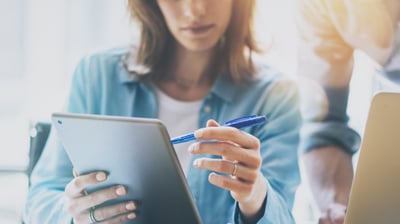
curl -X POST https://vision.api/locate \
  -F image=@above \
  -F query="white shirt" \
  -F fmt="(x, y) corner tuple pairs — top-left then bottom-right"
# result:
(155, 87), (202, 176)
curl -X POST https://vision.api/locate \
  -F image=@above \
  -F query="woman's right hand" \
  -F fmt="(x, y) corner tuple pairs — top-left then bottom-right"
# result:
(65, 171), (137, 224)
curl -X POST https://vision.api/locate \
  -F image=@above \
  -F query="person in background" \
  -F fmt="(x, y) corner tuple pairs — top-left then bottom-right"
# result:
(295, 0), (400, 223)
(24, 0), (302, 223)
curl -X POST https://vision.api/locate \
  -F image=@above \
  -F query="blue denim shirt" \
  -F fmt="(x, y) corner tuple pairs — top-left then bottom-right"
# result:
(24, 47), (302, 224)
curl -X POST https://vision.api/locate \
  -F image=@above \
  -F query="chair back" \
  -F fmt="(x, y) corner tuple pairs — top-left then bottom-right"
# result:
(27, 122), (51, 186)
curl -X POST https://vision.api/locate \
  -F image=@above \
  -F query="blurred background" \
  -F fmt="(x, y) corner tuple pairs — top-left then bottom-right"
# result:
(0, 0), (375, 223)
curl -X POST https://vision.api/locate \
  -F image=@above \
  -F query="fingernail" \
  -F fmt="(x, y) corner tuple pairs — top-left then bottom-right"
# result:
(126, 202), (136, 210)
(194, 129), (203, 138)
(116, 186), (126, 196)
(209, 172), (216, 180)
(193, 159), (200, 168)
(127, 212), (136, 219)
(189, 144), (197, 153)
(96, 172), (106, 181)
(73, 169), (79, 177)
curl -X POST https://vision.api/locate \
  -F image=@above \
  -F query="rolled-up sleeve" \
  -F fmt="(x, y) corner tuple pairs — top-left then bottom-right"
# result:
(295, 0), (363, 155)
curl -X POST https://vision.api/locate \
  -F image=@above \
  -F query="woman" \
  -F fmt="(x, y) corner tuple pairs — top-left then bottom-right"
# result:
(24, 0), (301, 223)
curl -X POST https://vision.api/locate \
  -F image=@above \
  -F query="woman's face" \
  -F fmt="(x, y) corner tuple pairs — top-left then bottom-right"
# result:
(156, 0), (233, 53)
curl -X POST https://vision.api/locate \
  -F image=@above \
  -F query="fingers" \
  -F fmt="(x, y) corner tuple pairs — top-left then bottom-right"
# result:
(189, 141), (261, 168)
(65, 170), (138, 224)
(206, 119), (219, 127)
(72, 201), (137, 224)
(319, 203), (347, 224)
(328, 203), (346, 224)
(208, 172), (252, 193)
(191, 118), (261, 168)
(65, 171), (107, 198)
(194, 126), (260, 150)
(91, 201), (137, 223)
(194, 158), (258, 183)
(67, 184), (138, 224)
(69, 185), (128, 215)
(319, 214), (330, 224)
(191, 119), (267, 212)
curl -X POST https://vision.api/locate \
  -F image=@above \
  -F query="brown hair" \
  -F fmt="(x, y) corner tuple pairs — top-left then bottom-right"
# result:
(128, 0), (260, 83)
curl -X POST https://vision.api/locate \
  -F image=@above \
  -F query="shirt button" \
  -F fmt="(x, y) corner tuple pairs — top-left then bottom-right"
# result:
(204, 106), (211, 113)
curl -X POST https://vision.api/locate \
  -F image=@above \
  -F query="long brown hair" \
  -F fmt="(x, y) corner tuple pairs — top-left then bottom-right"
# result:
(128, 0), (260, 83)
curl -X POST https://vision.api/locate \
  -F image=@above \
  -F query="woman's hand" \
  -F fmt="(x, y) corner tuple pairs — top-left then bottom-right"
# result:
(65, 170), (137, 224)
(189, 119), (268, 220)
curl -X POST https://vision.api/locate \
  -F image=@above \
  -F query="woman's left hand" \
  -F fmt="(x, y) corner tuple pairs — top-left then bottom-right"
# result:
(189, 119), (268, 219)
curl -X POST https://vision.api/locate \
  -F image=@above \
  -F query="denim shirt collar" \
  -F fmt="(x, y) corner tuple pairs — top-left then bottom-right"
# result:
(117, 49), (143, 83)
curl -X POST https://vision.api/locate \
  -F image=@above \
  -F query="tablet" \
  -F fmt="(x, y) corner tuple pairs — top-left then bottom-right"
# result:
(51, 112), (202, 224)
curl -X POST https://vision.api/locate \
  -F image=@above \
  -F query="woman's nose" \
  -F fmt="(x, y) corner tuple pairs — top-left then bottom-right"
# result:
(183, 0), (206, 20)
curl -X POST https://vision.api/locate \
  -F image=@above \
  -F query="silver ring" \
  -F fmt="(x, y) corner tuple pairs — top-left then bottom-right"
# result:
(231, 161), (238, 177)
(89, 207), (99, 224)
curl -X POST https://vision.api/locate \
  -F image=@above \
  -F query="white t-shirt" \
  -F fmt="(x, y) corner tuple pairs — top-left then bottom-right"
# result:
(155, 87), (202, 176)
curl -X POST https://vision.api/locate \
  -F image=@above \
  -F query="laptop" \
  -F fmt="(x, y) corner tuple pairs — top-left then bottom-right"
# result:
(345, 92), (400, 224)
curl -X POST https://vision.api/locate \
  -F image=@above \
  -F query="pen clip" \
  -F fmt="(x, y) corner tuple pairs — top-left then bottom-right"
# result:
(224, 115), (266, 129)
(224, 115), (257, 125)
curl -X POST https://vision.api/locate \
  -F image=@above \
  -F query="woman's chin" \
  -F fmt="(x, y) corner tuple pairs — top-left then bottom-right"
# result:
(179, 39), (219, 54)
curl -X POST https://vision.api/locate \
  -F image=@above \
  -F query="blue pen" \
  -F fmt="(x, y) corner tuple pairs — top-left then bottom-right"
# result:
(170, 115), (267, 144)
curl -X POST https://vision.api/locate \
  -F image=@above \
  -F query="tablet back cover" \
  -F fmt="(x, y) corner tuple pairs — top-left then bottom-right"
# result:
(52, 112), (202, 224)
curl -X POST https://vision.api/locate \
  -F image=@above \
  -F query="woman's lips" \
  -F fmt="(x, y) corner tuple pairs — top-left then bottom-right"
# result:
(181, 24), (215, 37)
